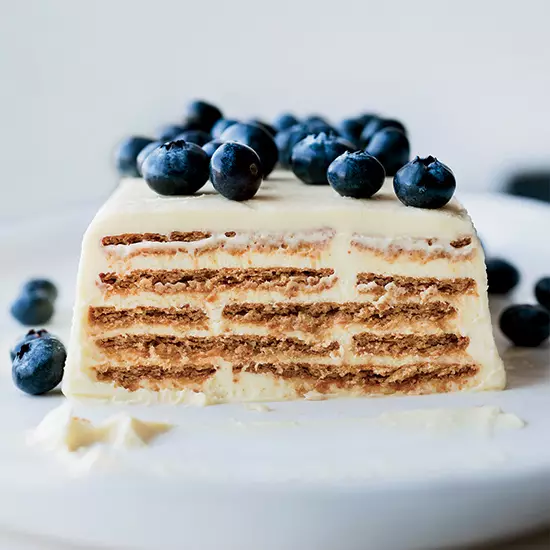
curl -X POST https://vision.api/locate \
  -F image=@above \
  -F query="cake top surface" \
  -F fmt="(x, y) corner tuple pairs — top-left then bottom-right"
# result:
(93, 171), (473, 238)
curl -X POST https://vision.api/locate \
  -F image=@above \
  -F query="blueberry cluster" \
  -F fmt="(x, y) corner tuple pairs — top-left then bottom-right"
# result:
(11, 279), (58, 326)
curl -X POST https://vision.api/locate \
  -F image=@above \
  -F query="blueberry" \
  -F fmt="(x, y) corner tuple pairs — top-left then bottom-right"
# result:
(184, 100), (223, 132)
(304, 115), (329, 126)
(142, 140), (210, 196)
(360, 118), (406, 147)
(394, 156), (456, 209)
(211, 119), (238, 139)
(10, 329), (52, 361)
(356, 113), (378, 127)
(156, 124), (187, 142)
(210, 141), (263, 201)
(337, 118), (364, 146)
(202, 139), (225, 160)
(114, 136), (155, 177)
(305, 119), (339, 136)
(22, 279), (58, 302)
(366, 128), (410, 177)
(249, 119), (277, 138)
(499, 304), (550, 347)
(136, 141), (161, 176)
(273, 113), (299, 133)
(11, 291), (54, 326)
(486, 258), (520, 295)
(291, 133), (357, 185)
(327, 151), (386, 198)
(12, 336), (66, 395)
(275, 124), (310, 169)
(220, 123), (278, 177)
(174, 130), (211, 146)
(535, 277), (550, 310)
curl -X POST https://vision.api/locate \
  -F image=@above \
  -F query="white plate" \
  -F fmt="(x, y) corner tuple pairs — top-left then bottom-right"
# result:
(0, 193), (549, 550)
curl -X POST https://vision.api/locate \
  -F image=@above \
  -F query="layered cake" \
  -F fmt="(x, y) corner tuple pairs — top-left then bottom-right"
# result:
(63, 168), (505, 403)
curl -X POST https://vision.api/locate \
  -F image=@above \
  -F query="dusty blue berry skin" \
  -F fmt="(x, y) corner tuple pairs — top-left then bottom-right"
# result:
(275, 124), (310, 169)
(486, 258), (520, 295)
(291, 133), (357, 185)
(327, 151), (386, 198)
(202, 139), (225, 160)
(174, 130), (211, 146)
(273, 113), (299, 133)
(136, 141), (162, 175)
(184, 100), (223, 132)
(535, 277), (550, 310)
(211, 119), (238, 139)
(220, 123), (278, 177)
(11, 291), (54, 326)
(360, 118), (406, 147)
(249, 119), (276, 138)
(10, 329), (52, 362)
(499, 304), (550, 347)
(114, 136), (155, 177)
(366, 128), (410, 176)
(210, 141), (263, 201)
(22, 279), (57, 302)
(12, 336), (66, 395)
(337, 118), (364, 146)
(393, 156), (456, 209)
(142, 140), (210, 196)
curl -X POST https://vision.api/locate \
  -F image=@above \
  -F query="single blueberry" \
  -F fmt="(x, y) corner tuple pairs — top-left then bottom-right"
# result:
(275, 124), (310, 169)
(184, 100), (223, 132)
(210, 141), (263, 201)
(393, 156), (456, 209)
(142, 140), (210, 196)
(360, 118), (406, 147)
(273, 113), (299, 133)
(22, 279), (58, 302)
(11, 291), (54, 326)
(327, 151), (386, 198)
(211, 119), (238, 139)
(535, 277), (550, 310)
(499, 304), (550, 347)
(12, 336), (66, 395)
(291, 133), (357, 185)
(202, 139), (225, 161)
(10, 329), (52, 362)
(156, 124), (187, 142)
(486, 258), (520, 295)
(136, 141), (162, 176)
(366, 128), (410, 177)
(114, 136), (155, 177)
(220, 123), (278, 177)
(174, 130), (211, 146)
(249, 119), (277, 138)
(337, 118), (364, 146)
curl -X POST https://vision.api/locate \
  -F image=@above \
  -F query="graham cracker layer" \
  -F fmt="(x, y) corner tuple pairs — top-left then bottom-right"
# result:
(99, 268), (336, 296)
(357, 273), (477, 296)
(102, 232), (212, 246)
(88, 305), (208, 330)
(222, 301), (457, 332)
(353, 333), (469, 357)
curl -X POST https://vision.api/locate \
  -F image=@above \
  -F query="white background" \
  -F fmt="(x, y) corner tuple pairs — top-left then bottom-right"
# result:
(1, 0), (549, 222)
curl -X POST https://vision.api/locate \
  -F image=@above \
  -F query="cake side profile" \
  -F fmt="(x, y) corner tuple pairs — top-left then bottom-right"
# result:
(63, 171), (505, 404)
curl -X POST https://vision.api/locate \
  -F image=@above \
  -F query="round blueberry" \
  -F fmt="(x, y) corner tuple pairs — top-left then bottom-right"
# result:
(202, 139), (225, 161)
(393, 156), (456, 209)
(11, 291), (54, 326)
(249, 119), (276, 138)
(10, 329), (52, 362)
(174, 130), (211, 146)
(211, 119), (238, 139)
(535, 277), (550, 310)
(142, 140), (210, 196)
(305, 119), (339, 136)
(366, 128), (410, 177)
(114, 136), (154, 177)
(291, 133), (357, 185)
(486, 258), (520, 295)
(184, 100), (223, 132)
(499, 304), (550, 347)
(337, 118), (364, 146)
(360, 118), (406, 147)
(136, 141), (161, 176)
(220, 123), (278, 177)
(273, 113), (299, 133)
(12, 336), (66, 395)
(210, 141), (263, 201)
(156, 124), (187, 142)
(275, 124), (310, 169)
(22, 279), (58, 302)
(327, 151), (386, 198)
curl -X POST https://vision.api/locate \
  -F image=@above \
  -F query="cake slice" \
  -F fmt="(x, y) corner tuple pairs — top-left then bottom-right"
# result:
(63, 171), (505, 403)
